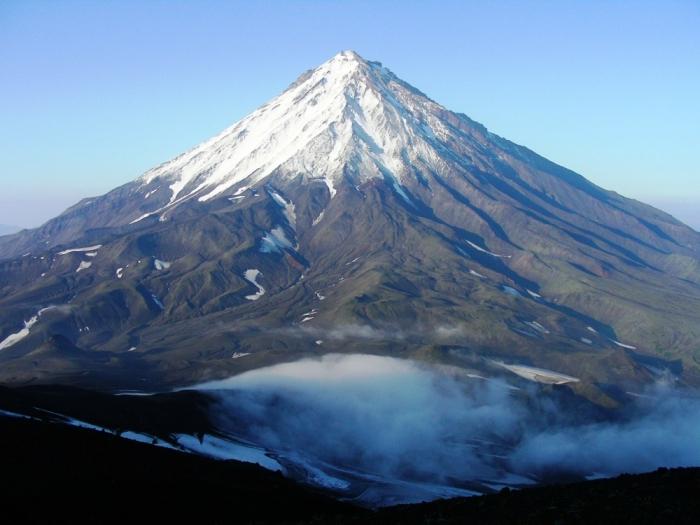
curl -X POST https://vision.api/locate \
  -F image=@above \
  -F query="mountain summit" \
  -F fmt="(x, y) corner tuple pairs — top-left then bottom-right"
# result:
(1, 52), (699, 401)
(134, 49), (491, 219)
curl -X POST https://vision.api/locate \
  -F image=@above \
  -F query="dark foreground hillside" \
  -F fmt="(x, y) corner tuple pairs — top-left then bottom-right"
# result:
(361, 468), (700, 525)
(1, 414), (699, 524)
(0, 416), (360, 524)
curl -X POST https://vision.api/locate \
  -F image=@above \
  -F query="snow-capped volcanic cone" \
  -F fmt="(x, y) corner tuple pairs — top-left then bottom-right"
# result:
(138, 51), (447, 207)
(1, 51), (699, 401)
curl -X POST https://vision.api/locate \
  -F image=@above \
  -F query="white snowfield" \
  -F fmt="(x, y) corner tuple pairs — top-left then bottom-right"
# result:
(57, 244), (102, 255)
(493, 361), (580, 385)
(134, 50), (482, 217)
(243, 269), (265, 300)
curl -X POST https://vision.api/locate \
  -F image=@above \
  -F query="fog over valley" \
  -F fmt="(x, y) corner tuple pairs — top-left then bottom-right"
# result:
(193, 354), (700, 505)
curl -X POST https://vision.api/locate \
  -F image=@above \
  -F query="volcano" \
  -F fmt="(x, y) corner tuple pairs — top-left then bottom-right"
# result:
(1, 51), (699, 404)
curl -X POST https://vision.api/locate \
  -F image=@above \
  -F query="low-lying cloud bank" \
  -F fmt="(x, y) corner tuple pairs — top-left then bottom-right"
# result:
(197, 354), (700, 487)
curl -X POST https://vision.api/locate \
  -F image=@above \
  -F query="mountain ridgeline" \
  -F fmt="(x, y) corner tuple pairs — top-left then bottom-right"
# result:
(1, 51), (699, 404)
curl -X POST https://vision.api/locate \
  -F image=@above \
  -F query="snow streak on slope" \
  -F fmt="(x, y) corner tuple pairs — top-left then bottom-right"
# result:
(494, 361), (580, 385)
(57, 245), (103, 255)
(260, 228), (293, 254)
(0, 316), (39, 350)
(136, 50), (467, 210)
(0, 307), (55, 351)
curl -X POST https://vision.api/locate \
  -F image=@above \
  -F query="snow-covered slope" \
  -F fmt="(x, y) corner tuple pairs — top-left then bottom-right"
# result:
(136, 50), (471, 213)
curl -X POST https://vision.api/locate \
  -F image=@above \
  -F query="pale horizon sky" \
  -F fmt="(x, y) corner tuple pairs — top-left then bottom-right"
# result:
(1, 0), (698, 230)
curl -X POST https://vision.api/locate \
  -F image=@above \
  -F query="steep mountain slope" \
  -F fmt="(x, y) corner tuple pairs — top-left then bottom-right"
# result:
(1, 51), (699, 401)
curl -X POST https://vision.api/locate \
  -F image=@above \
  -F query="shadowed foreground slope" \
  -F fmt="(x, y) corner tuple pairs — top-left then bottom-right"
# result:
(2, 413), (699, 524)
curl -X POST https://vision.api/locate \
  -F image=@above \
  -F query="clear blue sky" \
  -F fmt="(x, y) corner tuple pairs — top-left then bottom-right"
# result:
(1, 0), (698, 229)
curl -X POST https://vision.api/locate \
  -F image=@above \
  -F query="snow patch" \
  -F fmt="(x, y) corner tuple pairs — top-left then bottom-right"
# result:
(524, 321), (549, 334)
(76, 261), (92, 272)
(312, 210), (325, 226)
(390, 179), (413, 205)
(288, 452), (350, 490)
(260, 227), (293, 254)
(501, 285), (521, 297)
(612, 340), (637, 350)
(243, 269), (265, 300)
(174, 434), (283, 472)
(120, 431), (157, 445)
(116, 267), (124, 279)
(130, 212), (154, 224)
(324, 177), (337, 199)
(58, 244), (102, 255)
(154, 259), (171, 271)
(151, 293), (164, 310)
(232, 352), (251, 359)
(268, 188), (297, 228)
(466, 240), (511, 258)
(0, 409), (31, 419)
(0, 315), (39, 350)
(494, 362), (580, 385)
(144, 188), (159, 199)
